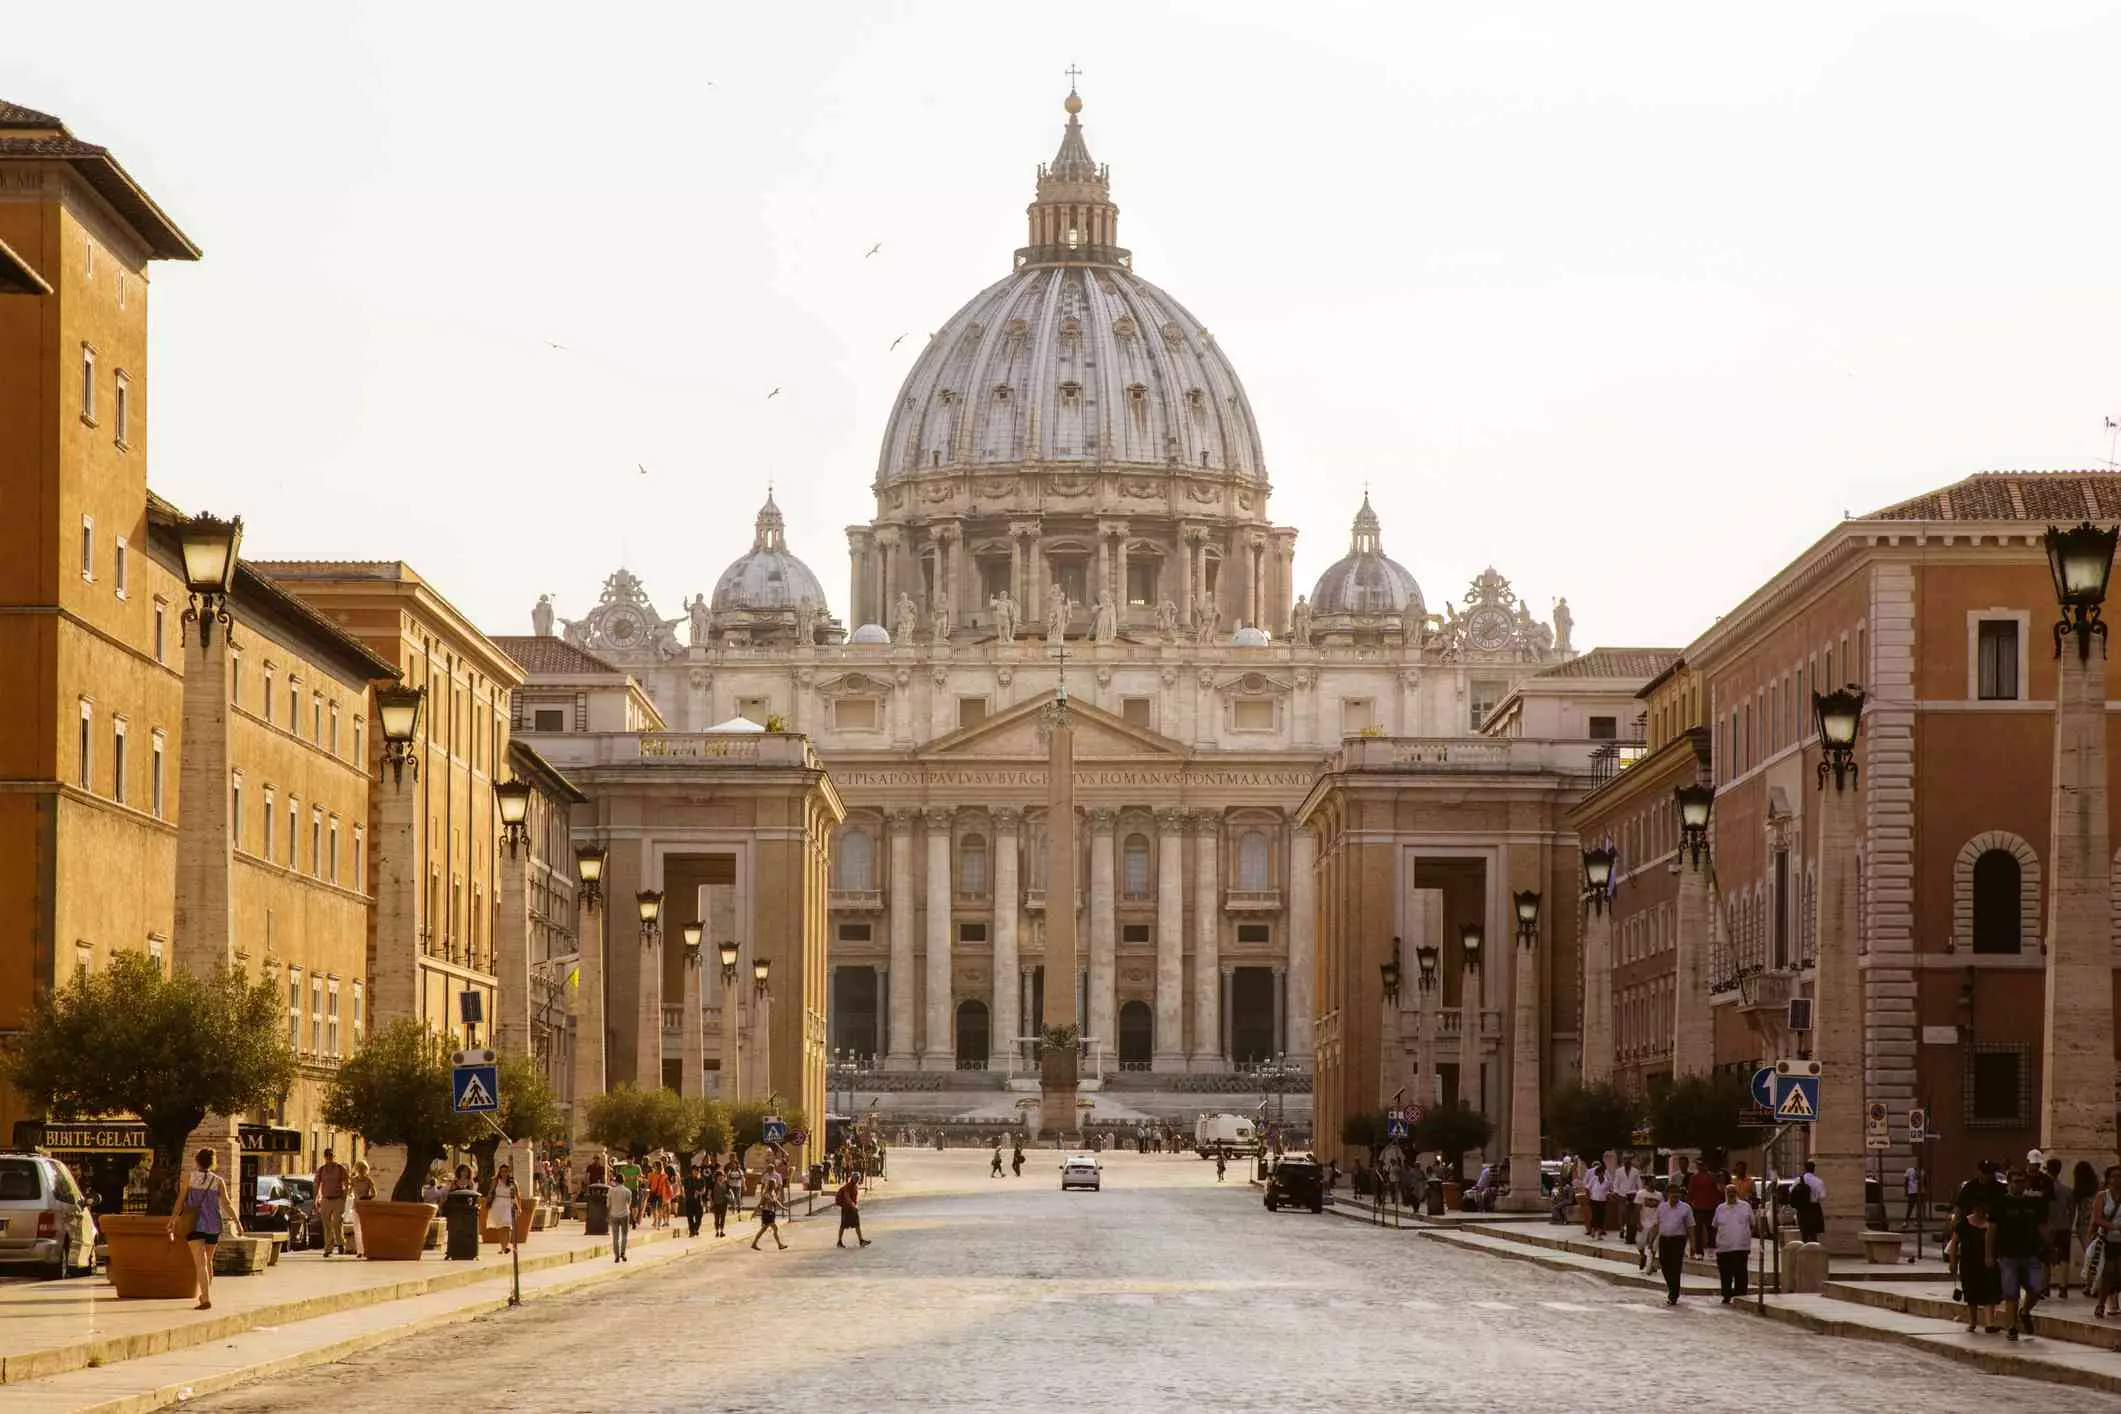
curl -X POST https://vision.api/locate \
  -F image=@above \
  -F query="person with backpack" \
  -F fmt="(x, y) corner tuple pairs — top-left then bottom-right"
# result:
(835, 1172), (872, 1248)
(2091, 1166), (2121, 1318)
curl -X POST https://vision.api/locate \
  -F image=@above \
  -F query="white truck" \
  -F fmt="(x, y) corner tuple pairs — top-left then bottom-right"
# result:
(1194, 1113), (1260, 1158)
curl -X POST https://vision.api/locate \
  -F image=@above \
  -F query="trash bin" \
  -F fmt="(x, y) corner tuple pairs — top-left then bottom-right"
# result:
(1257, 1157), (1270, 1181)
(442, 1189), (482, 1261)
(582, 1183), (610, 1237)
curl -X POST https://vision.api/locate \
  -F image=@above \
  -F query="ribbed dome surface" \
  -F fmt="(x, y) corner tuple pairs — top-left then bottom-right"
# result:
(711, 493), (828, 614)
(1311, 496), (1424, 618)
(876, 267), (1264, 482)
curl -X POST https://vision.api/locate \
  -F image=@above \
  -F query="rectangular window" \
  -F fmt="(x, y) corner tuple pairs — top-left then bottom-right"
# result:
(1342, 698), (1376, 736)
(532, 708), (565, 732)
(1121, 697), (1152, 729)
(80, 344), (95, 421)
(111, 719), (127, 803)
(288, 797), (299, 870)
(1967, 1045), (2029, 1127)
(737, 695), (771, 726)
(838, 923), (872, 943)
(232, 773), (244, 841)
(834, 698), (878, 731)
(147, 934), (164, 966)
(153, 599), (167, 663)
(263, 668), (273, 724)
(78, 699), (92, 788)
(957, 922), (988, 944)
(353, 718), (364, 768)
(327, 981), (341, 1057)
(957, 697), (987, 730)
(150, 731), (165, 818)
(288, 968), (303, 1049)
(80, 516), (94, 581)
(1470, 681), (1506, 732)
(1236, 923), (1271, 944)
(1121, 923), (1151, 945)
(289, 680), (301, 732)
(1588, 715), (1617, 740)
(353, 825), (365, 890)
(1976, 619), (2020, 701)
(313, 694), (322, 743)
(310, 975), (324, 1054)
(353, 980), (364, 1045)
(114, 536), (128, 597)
(262, 788), (276, 860)
(329, 818), (340, 883)
(311, 808), (322, 878)
(113, 371), (130, 445)
(330, 702), (340, 754)
(1233, 699), (1274, 731)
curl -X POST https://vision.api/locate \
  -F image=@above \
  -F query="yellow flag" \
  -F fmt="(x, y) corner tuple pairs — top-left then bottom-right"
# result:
(567, 965), (581, 990)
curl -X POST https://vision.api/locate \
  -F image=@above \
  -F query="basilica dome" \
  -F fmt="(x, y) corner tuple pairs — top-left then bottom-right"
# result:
(1310, 496), (1424, 619)
(875, 91), (1265, 484)
(710, 493), (834, 641)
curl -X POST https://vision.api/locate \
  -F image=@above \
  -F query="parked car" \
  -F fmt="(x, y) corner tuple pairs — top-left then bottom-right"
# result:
(1060, 1154), (1102, 1192)
(0, 1152), (98, 1279)
(1263, 1155), (1324, 1213)
(276, 1173), (328, 1250)
(252, 1175), (300, 1232)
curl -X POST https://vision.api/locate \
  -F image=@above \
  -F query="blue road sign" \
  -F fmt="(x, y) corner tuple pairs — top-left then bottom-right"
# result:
(1750, 1066), (1776, 1111)
(1385, 1116), (1410, 1142)
(761, 1117), (789, 1146)
(1776, 1074), (1820, 1124)
(453, 1064), (500, 1114)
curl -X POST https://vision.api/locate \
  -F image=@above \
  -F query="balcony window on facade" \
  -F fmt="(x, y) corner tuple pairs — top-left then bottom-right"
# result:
(80, 343), (95, 421)
(533, 707), (566, 731)
(1342, 698), (1375, 737)
(836, 829), (875, 890)
(1122, 833), (1152, 899)
(1971, 848), (2022, 954)
(311, 809), (323, 878)
(262, 668), (273, 724)
(1232, 699), (1273, 732)
(352, 981), (364, 1045)
(1589, 714), (1617, 740)
(1237, 830), (1271, 890)
(1126, 557), (1158, 607)
(231, 773), (243, 841)
(113, 371), (129, 446)
(114, 536), (128, 598)
(1469, 681), (1505, 732)
(737, 695), (771, 726)
(958, 833), (988, 898)
(287, 797), (299, 870)
(311, 975), (325, 1054)
(353, 825), (365, 890)
(327, 981), (340, 1056)
(1975, 618), (2021, 701)
(957, 697), (987, 730)
(289, 680), (301, 734)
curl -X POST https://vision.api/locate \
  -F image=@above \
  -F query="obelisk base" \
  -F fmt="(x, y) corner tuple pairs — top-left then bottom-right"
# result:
(1039, 1046), (1080, 1142)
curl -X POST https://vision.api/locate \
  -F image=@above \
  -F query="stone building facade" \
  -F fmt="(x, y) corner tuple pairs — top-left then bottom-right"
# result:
(535, 88), (1582, 1088)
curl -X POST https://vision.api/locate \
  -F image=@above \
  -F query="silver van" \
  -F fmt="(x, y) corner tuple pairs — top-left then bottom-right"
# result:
(0, 1152), (98, 1278)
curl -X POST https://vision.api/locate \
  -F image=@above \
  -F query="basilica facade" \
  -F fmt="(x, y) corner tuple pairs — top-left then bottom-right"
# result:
(531, 88), (1582, 1082)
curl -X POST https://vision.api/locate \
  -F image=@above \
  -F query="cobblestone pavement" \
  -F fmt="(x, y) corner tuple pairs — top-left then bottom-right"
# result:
(194, 1151), (2114, 1413)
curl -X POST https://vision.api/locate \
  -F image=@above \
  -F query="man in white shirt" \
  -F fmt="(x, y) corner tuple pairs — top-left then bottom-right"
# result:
(1586, 1161), (1612, 1240)
(1903, 1164), (1921, 1231)
(1614, 1157), (1643, 1245)
(605, 1177), (633, 1264)
(1654, 1188), (1696, 1305)
(1712, 1184), (1757, 1303)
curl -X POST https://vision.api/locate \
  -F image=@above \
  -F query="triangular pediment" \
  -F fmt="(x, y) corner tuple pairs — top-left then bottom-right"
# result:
(924, 692), (1189, 760)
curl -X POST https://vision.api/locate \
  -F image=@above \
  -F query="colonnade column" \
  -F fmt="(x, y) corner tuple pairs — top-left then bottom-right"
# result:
(922, 807), (955, 1070)
(885, 809), (917, 1069)
(569, 887), (607, 1183)
(1191, 814), (1222, 1072)
(875, 528), (899, 628)
(1153, 809), (1189, 1072)
(1087, 808), (1117, 1075)
(990, 809), (1022, 1069)
(636, 906), (664, 1091)
(1580, 896), (1614, 1084)
(1286, 824), (1317, 1064)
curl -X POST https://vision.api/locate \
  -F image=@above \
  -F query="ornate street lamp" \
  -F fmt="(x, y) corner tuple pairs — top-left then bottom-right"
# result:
(682, 921), (703, 966)
(1513, 890), (1541, 947)
(176, 511), (242, 646)
(494, 778), (532, 857)
(636, 889), (663, 944)
(718, 938), (740, 985)
(753, 957), (772, 996)
(1674, 783), (1713, 869)
(1813, 687), (1865, 792)
(575, 844), (607, 905)
(1379, 957), (1401, 1006)
(374, 684), (423, 786)
(1460, 923), (1482, 972)
(1415, 939), (1440, 991)
(1582, 846), (1616, 916)
(2044, 520), (2119, 662)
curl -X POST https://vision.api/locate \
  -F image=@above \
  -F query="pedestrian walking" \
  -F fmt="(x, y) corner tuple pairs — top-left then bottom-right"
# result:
(1011, 1141), (1025, 1177)
(1614, 1155), (1642, 1245)
(752, 1170), (788, 1251)
(1994, 1165), (2047, 1340)
(349, 1159), (375, 1257)
(1685, 1158), (1720, 1258)
(606, 1173), (633, 1263)
(1902, 1162), (1922, 1231)
(2090, 1166), (2121, 1317)
(2040, 1156), (2075, 1300)
(990, 1143), (1004, 1178)
(314, 1148), (350, 1257)
(1712, 1183), (1755, 1303)
(1215, 1150), (1228, 1182)
(835, 1172), (872, 1248)
(170, 1148), (236, 1310)
(1653, 1185), (1694, 1305)
(1586, 1160), (1611, 1240)
(487, 1163), (519, 1255)
(683, 1163), (705, 1238)
(1796, 1161), (1827, 1244)
(709, 1160), (731, 1237)
(1636, 1178), (1662, 1272)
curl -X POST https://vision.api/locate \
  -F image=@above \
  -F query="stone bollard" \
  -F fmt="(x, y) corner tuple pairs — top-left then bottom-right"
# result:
(1783, 1240), (1828, 1293)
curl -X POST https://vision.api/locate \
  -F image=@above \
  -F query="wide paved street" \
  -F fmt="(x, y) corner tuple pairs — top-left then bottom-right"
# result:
(197, 1151), (2107, 1413)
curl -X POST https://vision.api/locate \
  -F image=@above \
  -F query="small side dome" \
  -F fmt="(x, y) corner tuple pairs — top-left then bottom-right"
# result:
(849, 623), (892, 646)
(1231, 624), (1270, 648)
(1310, 494), (1425, 619)
(707, 491), (842, 645)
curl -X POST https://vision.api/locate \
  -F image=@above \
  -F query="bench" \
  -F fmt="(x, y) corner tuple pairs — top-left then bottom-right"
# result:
(211, 1234), (278, 1275)
(1858, 1230), (1905, 1265)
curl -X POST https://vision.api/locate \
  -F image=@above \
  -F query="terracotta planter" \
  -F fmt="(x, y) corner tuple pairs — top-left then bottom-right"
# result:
(478, 1201), (539, 1245)
(101, 1214), (201, 1300)
(355, 1200), (436, 1261)
(1442, 1182), (1464, 1212)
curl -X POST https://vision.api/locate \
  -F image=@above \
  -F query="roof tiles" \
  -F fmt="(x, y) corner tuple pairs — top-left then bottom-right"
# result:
(492, 635), (626, 678)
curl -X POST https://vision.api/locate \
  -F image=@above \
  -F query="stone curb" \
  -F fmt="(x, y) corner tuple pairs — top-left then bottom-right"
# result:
(1417, 1227), (1726, 1296)
(1758, 1297), (2121, 1397)
(1824, 1281), (2121, 1354)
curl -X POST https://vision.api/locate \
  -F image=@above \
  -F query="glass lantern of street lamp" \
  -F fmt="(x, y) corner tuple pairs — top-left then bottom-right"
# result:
(575, 845), (607, 903)
(681, 921), (703, 963)
(1378, 959), (1401, 1005)
(374, 684), (424, 785)
(1812, 687), (1865, 792)
(1459, 923), (1482, 971)
(176, 511), (243, 645)
(635, 889), (663, 941)
(718, 938), (740, 979)
(2044, 520), (2119, 662)
(1414, 939), (1440, 988)
(1582, 846), (1616, 916)
(1674, 783), (1713, 869)
(494, 778), (532, 856)
(752, 957), (771, 994)
(1513, 890), (1541, 928)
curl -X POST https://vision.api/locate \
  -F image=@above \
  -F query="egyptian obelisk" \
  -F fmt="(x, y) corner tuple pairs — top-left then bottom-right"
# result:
(1039, 667), (1081, 1139)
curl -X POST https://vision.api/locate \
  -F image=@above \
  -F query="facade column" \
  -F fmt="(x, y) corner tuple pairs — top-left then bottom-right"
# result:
(636, 908), (664, 1091)
(1115, 534), (1131, 613)
(885, 809), (917, 1069)
(1087, 808), (1118, 1075)
(1153, 809), (1189, 1072)
(1178, 527), (1196, 627)
(569, 891), (607, 1182)
(1221, 966), (1236, 1060)
(1191, 814), (1222, 1072)
(1286, 825), (1317, 1064)
(990, 809), (1022, 1069)
(874, 965), (889, 1061)
(1009, 528), (1027, 610)
(875, 528), (899, 628)
(1815, 751), (1867, 1253)
(1503, 903), (1544, 1212)
(1026, 529), (1044, 614)
(495, 849), (533, 1060)
(172, 629), (234, 978)
(1673, 837), (1713, 1076)
(1020, 966), (1035, 1065)
(680, 940), (706, 1096)
(2044, 623), (2116, 1159)
(922, 807), (955, 1070)
(1272, 965), (1287, 1059)
(1409, 888), (1444, 1103)
(1095, 535), (1111, 609)
(1580, 897), (1613, 1084)
(1458, 959), (1482, 1114)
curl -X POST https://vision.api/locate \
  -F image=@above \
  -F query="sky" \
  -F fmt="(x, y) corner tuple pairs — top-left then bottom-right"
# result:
(9, 1), (2121, 649)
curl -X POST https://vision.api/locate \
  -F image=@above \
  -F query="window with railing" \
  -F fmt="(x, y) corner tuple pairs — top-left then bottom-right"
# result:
(836, 829), (876, 890)
(958, 833), (988, 898)
(1237, 830), (1271, 890)
(1122, 833), (1151, 899)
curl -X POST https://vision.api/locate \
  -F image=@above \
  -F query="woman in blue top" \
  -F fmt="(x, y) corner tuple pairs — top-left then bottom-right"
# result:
(169, 1148), (236, 1309)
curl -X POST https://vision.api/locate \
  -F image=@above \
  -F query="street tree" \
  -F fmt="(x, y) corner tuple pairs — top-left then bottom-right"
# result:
(0, 951), (295, 1215)
(1411, 1101), (1494, 1181)
(1545, 1080), (1644, 1163)
(583, 1084), (699, 1159)
(323, 1018), (482, 1201)
(1647, 1071), (1762, 1166)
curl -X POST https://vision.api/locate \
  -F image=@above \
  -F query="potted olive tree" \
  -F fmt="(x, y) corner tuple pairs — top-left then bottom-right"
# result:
(0, 952), (294, 1298)
(322, 1019), (481, 1259)
(1411, 1101), (1494, 1211)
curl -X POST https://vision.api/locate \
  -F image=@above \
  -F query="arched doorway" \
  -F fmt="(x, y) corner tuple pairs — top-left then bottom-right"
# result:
(955, 999), (989, 1069)
(1117, 999), (1153, 1069)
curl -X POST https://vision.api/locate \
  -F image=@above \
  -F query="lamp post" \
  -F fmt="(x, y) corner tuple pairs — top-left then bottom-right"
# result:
(1505, 890), (1543, 1210)
(636, 891), (663, 943)
(176, 511), (243, 646)
(718, 939), (743, 1104)
(1413, 940), (1440, 1108)
(1379, 959), (1401, 1007)
(494, 778), (536, 1058)
(569, 845), (610, 1185)
(1458, 923), (1482, 1113)
(634, 889), (664, 1090)
(495, 779), (532, 857)
(752, 958), (774, 1105)
(1674, 785), (1712, 869)
(2042, 522), (2119, 1162)
(1811, 685), (1867, 1253)
(1671, 780), (1716, 1077)
(375, 685), (424, 786)
(1581, 847), (1616, 1084)
(679, 922), (706, 1099)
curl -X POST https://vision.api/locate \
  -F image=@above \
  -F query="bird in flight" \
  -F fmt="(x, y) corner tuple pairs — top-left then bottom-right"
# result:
(544, 340), (568, 350)
(767, 387), (782, 400)
(638, 463), (649, 475)
(889, 332), (909, 351)
(864, 243), (882, 258)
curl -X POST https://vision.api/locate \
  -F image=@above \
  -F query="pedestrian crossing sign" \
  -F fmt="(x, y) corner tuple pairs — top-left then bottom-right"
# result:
(452, 1064), (500, 1114)
(1776, 1074), (1819, 1123)
(1385, 1115), (1410, 1141)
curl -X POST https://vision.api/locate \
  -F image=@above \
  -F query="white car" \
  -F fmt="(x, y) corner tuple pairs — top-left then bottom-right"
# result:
(1060, 1154), (1102, 1191)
